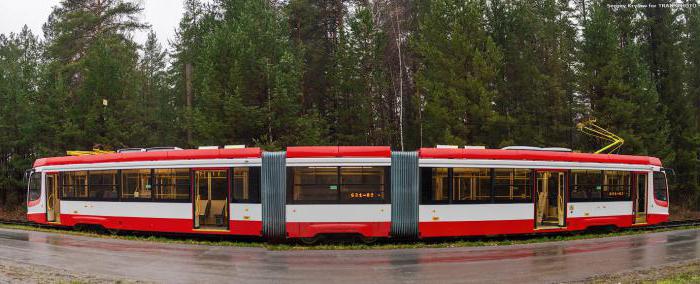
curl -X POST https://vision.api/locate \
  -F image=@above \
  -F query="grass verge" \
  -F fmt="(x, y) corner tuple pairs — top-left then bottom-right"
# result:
(1, 223), (699, 251)
(587, 259), (700, 283)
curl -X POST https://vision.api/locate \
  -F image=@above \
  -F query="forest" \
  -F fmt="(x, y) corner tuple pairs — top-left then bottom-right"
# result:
(0, 0), (699, 213)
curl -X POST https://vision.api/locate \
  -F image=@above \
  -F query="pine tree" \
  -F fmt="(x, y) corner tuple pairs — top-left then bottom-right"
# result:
(685, 2), (700, 193)
(487, 0), (576, 148)
(578, 1), (670, 158)
(43, 0), (148, 80)
(641, 0), (699, 192)
(413, 0), (501, 147)
(170, 0), (213, 147)
(332, 3), (391, 145)
(286, 0), (346, 124)
(42, 0), (149, 150)
(139, 31), (174, 146)
(0, 26), (43, 207)
(172, 0), (328, 149)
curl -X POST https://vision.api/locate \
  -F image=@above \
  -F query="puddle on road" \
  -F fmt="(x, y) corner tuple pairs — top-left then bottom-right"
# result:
(0, 231), (29, 241)
(4, 227), (700, 284)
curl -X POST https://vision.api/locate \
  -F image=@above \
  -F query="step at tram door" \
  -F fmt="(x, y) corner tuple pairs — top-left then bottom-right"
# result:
(46, 174), (60, 223)
(193, 170), (229, 230)
(535, 171), (566, 229)
(633, 173), (648, 224)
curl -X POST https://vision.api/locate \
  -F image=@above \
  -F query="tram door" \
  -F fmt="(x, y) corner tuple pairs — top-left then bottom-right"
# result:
(535, 171), (566, 228)
(193, 170), (229, 230)
(46, 174), (60, 223)
(633, 173), (648, 224)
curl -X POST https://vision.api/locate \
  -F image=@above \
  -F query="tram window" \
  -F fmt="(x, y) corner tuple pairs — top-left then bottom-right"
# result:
(59, 171), (88, 199)
(210, 174), (226, 199)
(232, 167), (261, 203)
(289, 166), (387, 203)
(653, 171), (669, 201)
(493, 169), (532, 202)
(195, 170), (227, 200)
(339, 167), (386, 203)
(420, 168), (450, 204)
(453, 168), (491, 203)
(432, 168), (449, 202)
(290, 167), (339, 202)
(88, 170), (119, 200)
(421, 168), (448, 204)
(603, 171), (631, 201)
(152, 169), (190, 201)
(570, 170), (602, 202)
(121, 169), (152, 200)
(28, 173), (41, 202)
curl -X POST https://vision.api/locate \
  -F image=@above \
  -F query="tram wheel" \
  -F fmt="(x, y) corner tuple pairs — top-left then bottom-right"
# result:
(299, 236), (320, 245)
(359, 236), (378, 244)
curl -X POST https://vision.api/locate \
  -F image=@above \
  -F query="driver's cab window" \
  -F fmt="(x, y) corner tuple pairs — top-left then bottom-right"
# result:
(653, 171), (669, 202)
(28, 172), (41, 202)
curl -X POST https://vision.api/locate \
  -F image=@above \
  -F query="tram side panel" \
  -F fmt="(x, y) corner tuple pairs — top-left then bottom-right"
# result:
(419, 204), (534, 237)
(26, 163), (265, 236)
(230, 203), (262, 235)
(59, 201), (193, 233)
(286, 204), (391, 238)
(55, 201), (263, 235)
(284, 164), (393, 239)
(566, 201), (634, 230)
(416, 165), (537, 238)
(415, 162), (665, 237)
(26, 171), (46, 223)
(229, 166), (263, 236)
(27, 205), (47, 223)
(647, 170), (670, 224)
(54, 200), (264, 235)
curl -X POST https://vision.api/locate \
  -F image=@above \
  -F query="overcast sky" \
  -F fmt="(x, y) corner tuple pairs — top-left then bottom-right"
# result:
(0, 0), (186, 48)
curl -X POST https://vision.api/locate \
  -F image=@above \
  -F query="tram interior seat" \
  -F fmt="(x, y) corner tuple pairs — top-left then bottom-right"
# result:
(103, 190), (118, 199)
(570, 189), (588, 199)
(198, 200), (210, 225)
(205, 200), (211, 217)
(210, 200), (226, 226)
(215, 204), (226, 226)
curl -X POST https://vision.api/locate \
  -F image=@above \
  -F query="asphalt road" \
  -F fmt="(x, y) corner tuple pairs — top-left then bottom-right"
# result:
(1, 227), (700, 283)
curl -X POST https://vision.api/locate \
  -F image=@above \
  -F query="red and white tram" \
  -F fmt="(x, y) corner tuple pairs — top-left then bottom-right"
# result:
(26, 146), (669, 240)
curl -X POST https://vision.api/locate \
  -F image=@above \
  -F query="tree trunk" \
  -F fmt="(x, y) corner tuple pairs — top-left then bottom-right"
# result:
(185, 62), (193, 146)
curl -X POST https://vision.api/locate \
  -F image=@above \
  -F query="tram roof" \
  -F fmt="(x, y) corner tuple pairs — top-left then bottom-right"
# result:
(286, 146), (391, 158)
(34, 147), (263, 167)
(32, 146), (662, 167)
(419, 148), (662, 166)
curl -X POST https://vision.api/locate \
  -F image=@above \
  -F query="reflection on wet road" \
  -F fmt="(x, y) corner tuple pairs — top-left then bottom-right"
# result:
(1, 228), (700, 283)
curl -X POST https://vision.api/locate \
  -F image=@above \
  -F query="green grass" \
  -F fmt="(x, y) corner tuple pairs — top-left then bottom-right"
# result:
(590, 260), (700, 283)
(656, 273), (700, 284)
(1, 223), (699, 251)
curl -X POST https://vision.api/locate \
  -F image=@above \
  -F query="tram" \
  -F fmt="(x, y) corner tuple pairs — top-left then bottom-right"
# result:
(26, 146), (669, 240)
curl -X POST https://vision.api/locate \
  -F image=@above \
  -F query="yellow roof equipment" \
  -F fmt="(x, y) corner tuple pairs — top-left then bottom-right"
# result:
(576, 119), (624, 154)
(66, 149), (115, 156)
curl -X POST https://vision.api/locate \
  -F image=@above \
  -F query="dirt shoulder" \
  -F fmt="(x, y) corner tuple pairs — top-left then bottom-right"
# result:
(0, 208), (26, 222)
(584, 259), (700, 283)
(0, 258), (145, 284)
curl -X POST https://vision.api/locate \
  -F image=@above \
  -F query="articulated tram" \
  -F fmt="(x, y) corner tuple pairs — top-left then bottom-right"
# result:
(26, 146), (669, 240)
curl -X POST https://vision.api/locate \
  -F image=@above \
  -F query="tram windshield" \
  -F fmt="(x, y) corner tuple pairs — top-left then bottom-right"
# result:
(27, 171), (41, 203)
(653, 171), (669, 202)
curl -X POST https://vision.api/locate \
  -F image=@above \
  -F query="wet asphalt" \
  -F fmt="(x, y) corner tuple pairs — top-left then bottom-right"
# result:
(1, 227), (700, 283)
